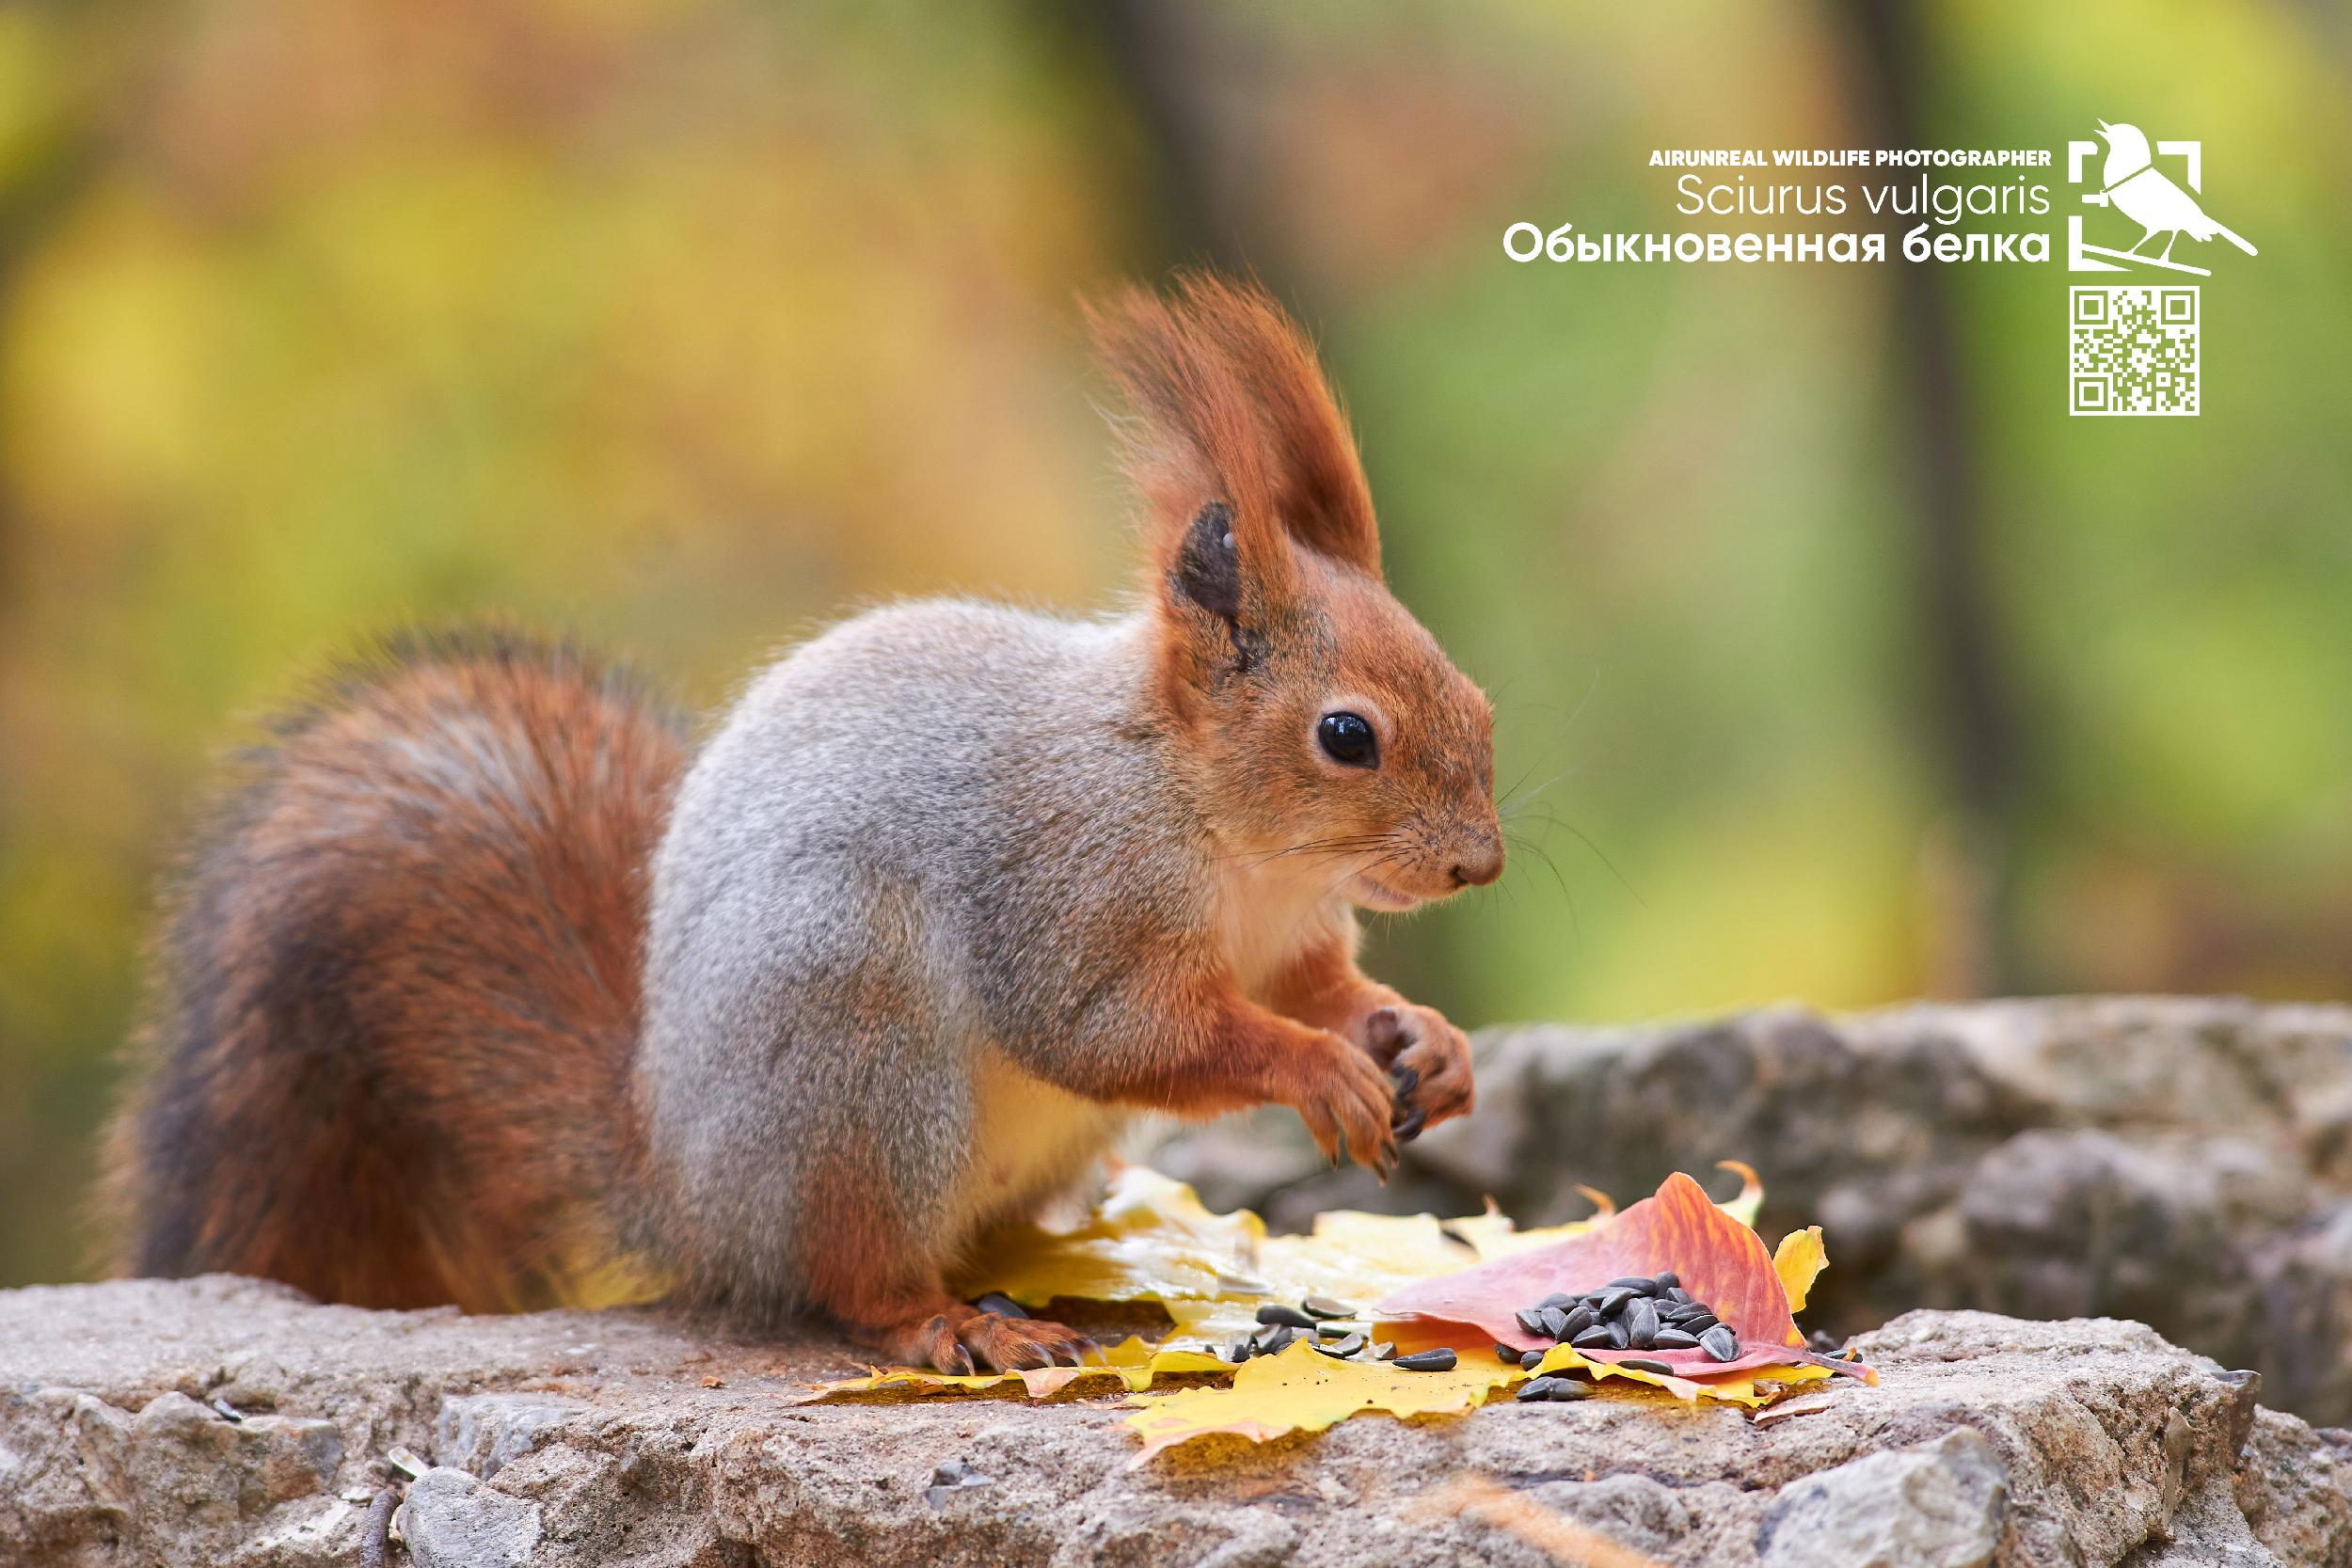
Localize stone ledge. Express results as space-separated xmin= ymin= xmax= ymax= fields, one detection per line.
xmin=4 ymin=1275 xmax=2348 ymax=1567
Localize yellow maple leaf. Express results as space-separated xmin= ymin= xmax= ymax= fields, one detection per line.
xmin=1122 ymin=1339 xmax=1523 ymax=1465
xmin=1521 ymin=1344 xmax=1833 ymax=1408
xmin=953 ymin=1165 xmax=1271 ymax=1312
xmin=958 ymin=1165 xmax=1504 ymax=1343
xmin=1772 ymin=1226 xmax=1827 ymax=1313
xmin=795 ymin=1335 xmax=1232 ymax=1404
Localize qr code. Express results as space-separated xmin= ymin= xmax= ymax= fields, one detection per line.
xmin=2070 ymin=287 xmax=2199 ymax=416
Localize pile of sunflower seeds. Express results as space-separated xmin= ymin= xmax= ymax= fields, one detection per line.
xmin=1505 ymin=1272 xmax=1741 ymax=1371
xmin=1221 ymin=1297 xmax=1457 ymax=1371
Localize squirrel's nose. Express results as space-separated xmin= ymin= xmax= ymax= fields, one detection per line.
xmin=1450 ymin=846 xmax=1504 ymax=889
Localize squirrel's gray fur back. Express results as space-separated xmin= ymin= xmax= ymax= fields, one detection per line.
xmin=638 ymin=598 xmax=1195 ymax=1313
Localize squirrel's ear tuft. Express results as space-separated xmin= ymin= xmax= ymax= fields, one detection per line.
xmin=1088 ymin=274 xmax=1379 ymax=588
xmin=1175 ymin=275 xmax=1380 ymax=577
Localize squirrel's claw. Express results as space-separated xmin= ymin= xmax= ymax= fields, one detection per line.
xmin=951 ymin=1309 xmax=1096 ymax=1372
xmin=1374 ymin=1002 xmax=1475 ymax=1137
xmin=1288 ymin=1027 xmax=1403 ymax=1179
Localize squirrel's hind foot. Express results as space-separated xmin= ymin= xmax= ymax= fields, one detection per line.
xmin=882 ymin=1304 xmax=1096 ymax=1374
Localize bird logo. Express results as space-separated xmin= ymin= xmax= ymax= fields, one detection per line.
xmin=2074 ymin=120 xmax=2256 ymax=276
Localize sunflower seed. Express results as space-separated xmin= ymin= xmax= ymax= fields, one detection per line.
xmin=1370 ymin=1341 xmax=1395 ymax=1359
xmin=1700 ymin=1324 xmax=1740 ymax=1362
xmin=1606 ymin=1275 xmax=1662 ymax=1295
xmin=1258 ymin=1325 xmax=1299 ymax=1354
xmin=1535 ymin=1292 xmax=1576 ymax=1310
xmin=973 ymin=1292 xmax=1029 ymax=1320
xmin=1256 ymin=1304 xmax=1316 ymax=1330
xmin=1651 ymin=1327 xmax=1702 ymax=1351
xmin=1680 ymin=1313 xmax=1720 ymax=1335
xmin=1395 ymin=1348 xmax=1456 ymax=1371
xmin=1624 ymin=1298 xmax=1659 ymax=1348
xmin=1520 ymin=1350 xmax=1547 ymax=1370
xmin=1312 ymin=1331 xmax=1366 ymax=1358
xmin=1544 ymin=1376 xmax=1593 ymax=1402
xmin=1595 ymin=1287 xmax=1637 ymax=1317
xmin=1517 ymin=1376 xmax=1566 ymax=1402
xmin=1561 ymin=1304 xmax=1598 ymax=1338
xmin=1516 ymin=1307 xmax=1550 ymax=1337
xmin=1301 ymin=1294 xmax=1355 ymax=1320
xmin=1570 ymin=1323 xmax=1615 ymax=1351
xmin=1665 ymin=1286 xmax=1693 ymax=1305
xmin=1315 ymin=1319 xmax=1361 ymax=1338
xmin=1619 ymin=1357 xmax=1674 ymax=1375
xmin=1496 ymin=1342 xmax=1524 ymax=1363
xmin=1537 ymin=1306 xmax=1572 ymax=1340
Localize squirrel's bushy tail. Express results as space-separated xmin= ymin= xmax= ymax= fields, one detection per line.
xmin=100 ymin=630 xmax=687 ymax=1311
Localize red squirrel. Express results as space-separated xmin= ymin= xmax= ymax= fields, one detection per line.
xmin=102 ymin=277 xmax=1503 ymax=1373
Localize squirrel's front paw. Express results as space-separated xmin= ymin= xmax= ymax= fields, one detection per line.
xmin=1361 ymin=1004 xmax=1474 ymax=1141
xmin=1284 ymin=1032 xmax=1400 ymax=1177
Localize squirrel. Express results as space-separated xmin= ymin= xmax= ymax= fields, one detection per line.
xmin=101 ymin=276 xmax=1503 ymax=1372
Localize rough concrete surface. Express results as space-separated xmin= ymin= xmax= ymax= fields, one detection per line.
xmin=5 ymin=1275 xmax=2350 ymax=1567
xmin=1158 ymin=996 xmax=2352 ymax=1424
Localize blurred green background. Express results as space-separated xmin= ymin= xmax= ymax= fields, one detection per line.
xmin=2 ymin=0 xmax=2346 ymax=1288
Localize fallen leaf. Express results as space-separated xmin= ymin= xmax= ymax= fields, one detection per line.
xmin=1523 ymin=1343 xmax=1834 ymax=1407
xmin=1713 ymin=1161 xmax=1766 ymax=1228
xmin=1435 ymin=1164 xmax=1757 ymax=1266
xmin=953 ymin=1166 xmax=1267 ymax=1313
xmin=1121 ymin=1339 xmax=1521 ymax=1464
xmin=795 ymin=1335 xmax=1233 ymax=1404
xmin=1772 ymin=1226 xmax=1827 ymax=1313
xmin=1750 ymin=1394 xmax=1838 ymax=1429
xmin=958 ymin=1166 xmax=1508 ymax=1342
xmin=1442 ymin=1200 xmax=1605 ymax=1263
xmin=1375 ymin=1170 xmax=1814 ymax=1384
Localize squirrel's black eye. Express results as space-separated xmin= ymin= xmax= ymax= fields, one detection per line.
xmin=1317 ymin=712 xmax=1378 ymax=768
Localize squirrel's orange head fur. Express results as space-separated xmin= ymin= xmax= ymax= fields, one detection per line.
xmin=1089 ymin=275 xmax=1502 ymax=909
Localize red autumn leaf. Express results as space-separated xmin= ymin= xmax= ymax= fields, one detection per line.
xmin=1375 ymin=1172 xmax=1804 ymax=1380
